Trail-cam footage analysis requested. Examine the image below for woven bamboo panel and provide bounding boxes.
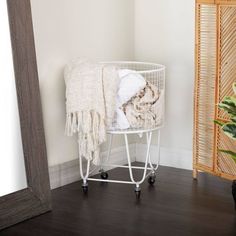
[194,4,217,170]
[216,6,236,176]
[194,1,236,180]
[216,0,236,4]
[217,129,236,175]
[197,0,236,4]
[218,6,236,118]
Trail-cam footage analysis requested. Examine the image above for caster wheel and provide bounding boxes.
[135,190,141,199]
[100,172,108,180]
[148,176,156,185]
[82,184,88,194]
[135,186,141,199]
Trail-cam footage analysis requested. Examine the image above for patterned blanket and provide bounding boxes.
[121,82,163,129]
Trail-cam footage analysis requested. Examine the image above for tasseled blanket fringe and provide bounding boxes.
[65,111,106,165]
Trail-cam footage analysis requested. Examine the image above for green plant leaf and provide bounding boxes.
[219,149,236,162]
[222,123,236,140]
[231,116,236,123]
[218,96,236,116]
[214,120,225,127]
[215,83,236,163]
[233,82,236,95]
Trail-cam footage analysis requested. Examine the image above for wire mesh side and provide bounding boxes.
[103,61,165,131]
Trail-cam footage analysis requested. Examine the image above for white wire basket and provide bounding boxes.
[80,61,166,198]
[102,61,166,134]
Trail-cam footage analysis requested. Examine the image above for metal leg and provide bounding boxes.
[100,134,113,171]
[124,132,152,197]
[106,134,113,163]
[79,153,90,193]
[156,130,161,169]
[99,134,113,180]
[147,130,160,174]
[78,130,159,197]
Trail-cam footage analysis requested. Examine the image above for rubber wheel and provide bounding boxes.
[148,176,156,185]
[82,186,88,194]
[135,190,141,199]
[100,172,109,180]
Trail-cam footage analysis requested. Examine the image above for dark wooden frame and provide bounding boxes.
[0,0,51,230]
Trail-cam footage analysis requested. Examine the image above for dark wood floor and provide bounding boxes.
[1,164,236,236]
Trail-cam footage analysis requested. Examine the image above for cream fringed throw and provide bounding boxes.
[64,59,119,165]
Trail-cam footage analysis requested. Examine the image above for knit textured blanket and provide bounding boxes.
[64,59,119,165]
[121,82,163,129]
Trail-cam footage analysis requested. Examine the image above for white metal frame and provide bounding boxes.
[79,61,165,195]
[101,61,166,74]
[79,128,161,192]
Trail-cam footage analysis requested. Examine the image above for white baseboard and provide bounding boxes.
[136,144,193,170]
[49,144,136,189]
[49,143,192,189]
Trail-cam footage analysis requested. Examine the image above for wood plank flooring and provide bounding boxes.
[1,164,236,236]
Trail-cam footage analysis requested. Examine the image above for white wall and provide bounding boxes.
[30,0,135,166]
[135,0,195,162]
[31,0,195,170]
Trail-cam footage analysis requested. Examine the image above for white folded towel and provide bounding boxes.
[117,69,146,105]
[114,69,146,129]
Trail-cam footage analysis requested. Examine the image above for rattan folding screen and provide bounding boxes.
[194,0,236,180]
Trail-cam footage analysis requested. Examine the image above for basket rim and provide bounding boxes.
[101,61,166,74]
[107,125,164,134]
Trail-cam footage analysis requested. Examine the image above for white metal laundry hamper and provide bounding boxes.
[79,61,165,198]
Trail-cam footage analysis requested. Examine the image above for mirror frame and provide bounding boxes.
[0,0,51,230]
